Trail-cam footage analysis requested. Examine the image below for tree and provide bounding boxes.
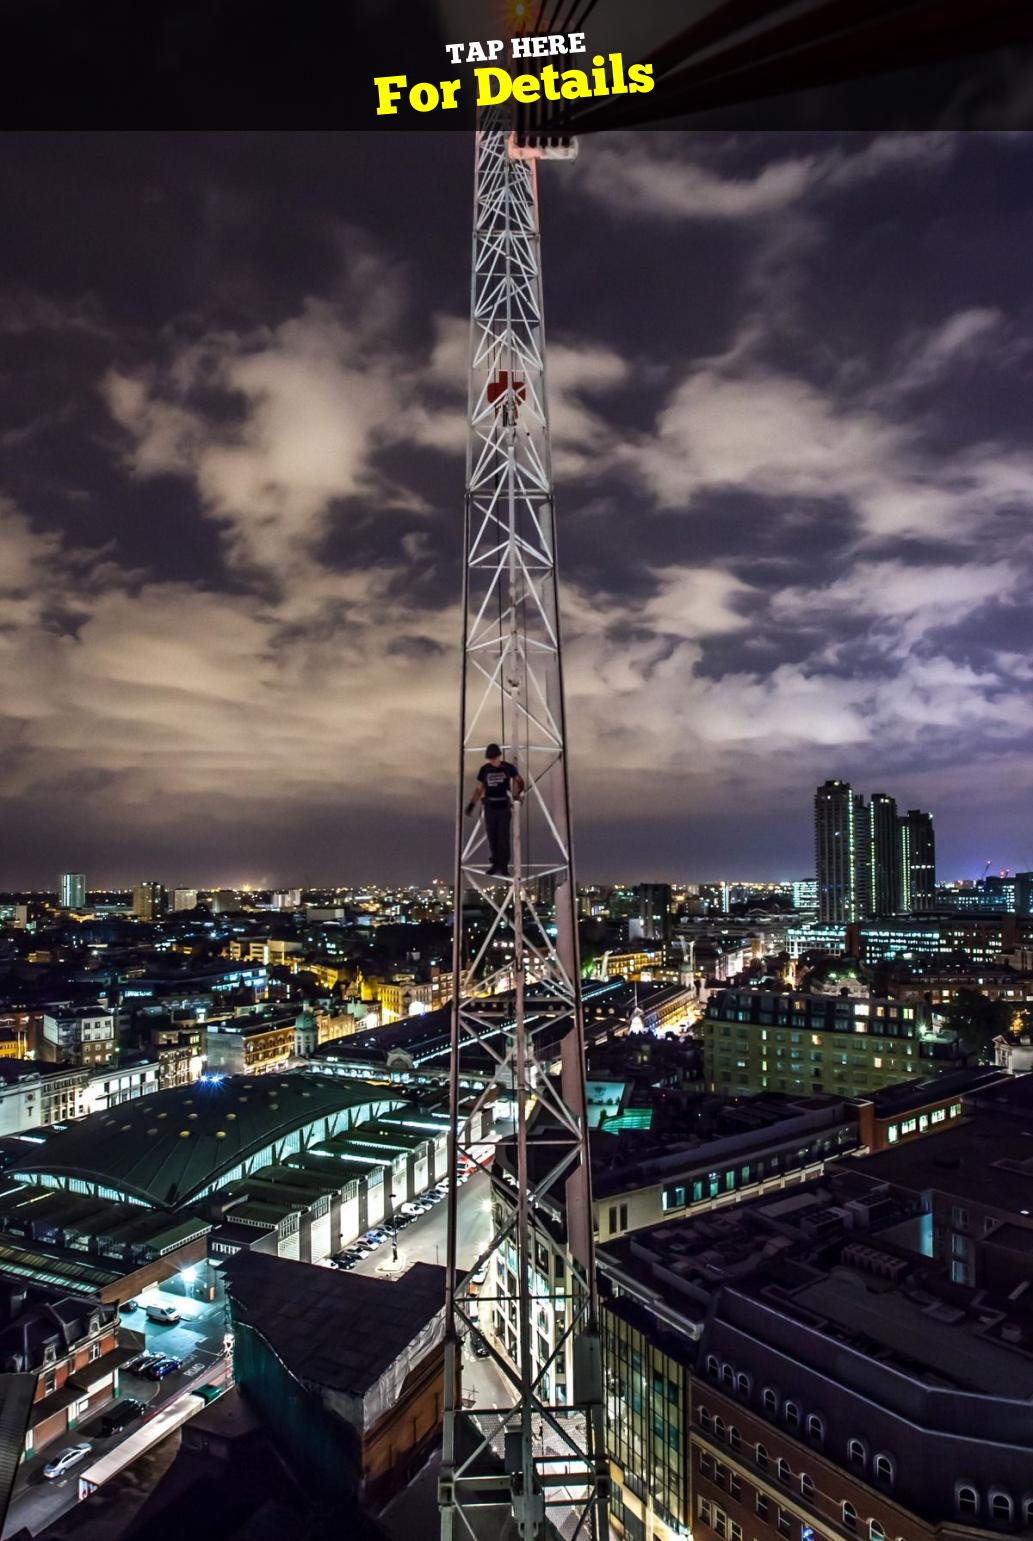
[940,989,1012,1061]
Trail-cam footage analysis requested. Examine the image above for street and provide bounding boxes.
[349,1169,493,1277]
[3,1283,227,1539]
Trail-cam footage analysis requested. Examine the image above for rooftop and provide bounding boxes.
[1,1073,402,1209]
[600,1174,1033,1406]
[845,1079,1033,1216]
[224,1252,446,1397]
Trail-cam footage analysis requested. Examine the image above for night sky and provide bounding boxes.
[2,130,1032,887]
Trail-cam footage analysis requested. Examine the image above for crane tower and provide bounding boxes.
[439,114,607,1541]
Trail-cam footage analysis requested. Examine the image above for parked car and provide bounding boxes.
[43,1443,91,1480]
[362,1230,386,1247]
[142,1356,181,1381]
[331,1255,357,1271]
[119,1299,139,1314]
[399,1200,424,1216]
[145,1304,181,1325]
[471,1332,490,1360]
[123,1351,162,1375]
[98,1399,145,1436]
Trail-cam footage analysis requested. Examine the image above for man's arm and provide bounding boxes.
[465,782,485,816]
[512,772,525,801]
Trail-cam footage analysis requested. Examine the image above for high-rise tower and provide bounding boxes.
[439,118,605,1541]
[815,780,868,923]
[58,872,85,909]
[867,792,900,917]
[899,809,936,912]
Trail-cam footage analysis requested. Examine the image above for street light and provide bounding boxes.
[389,1192,398,1264]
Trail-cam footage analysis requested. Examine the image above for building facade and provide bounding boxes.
[815,781,868,924]
[131,881,167,921]
[899,809,936,913]
[702,990,939,1099]
[41,1008,116,1068]
[0,1279,126,1464]
[866,793,899,918]
[58,873,86,909]
[0,1061,90,1136]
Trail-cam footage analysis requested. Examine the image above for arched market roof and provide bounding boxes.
[9,1072,403,1210]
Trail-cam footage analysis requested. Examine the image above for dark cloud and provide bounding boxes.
[2,130,1033,884]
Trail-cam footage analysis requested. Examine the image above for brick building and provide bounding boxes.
[0,1275,131,1463]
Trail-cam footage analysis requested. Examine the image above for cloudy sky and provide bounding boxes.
[2,130,1032,887]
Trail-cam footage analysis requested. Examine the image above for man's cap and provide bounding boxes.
[485,743,502,758]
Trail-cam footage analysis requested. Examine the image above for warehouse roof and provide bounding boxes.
[3,1073,401,1210]
[224,1252,446,1398]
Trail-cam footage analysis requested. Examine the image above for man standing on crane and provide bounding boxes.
[465,743,524,876]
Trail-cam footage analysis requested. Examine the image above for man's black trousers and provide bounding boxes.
[484,802,511,871]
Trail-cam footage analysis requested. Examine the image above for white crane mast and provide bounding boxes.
[439,113,607,1541]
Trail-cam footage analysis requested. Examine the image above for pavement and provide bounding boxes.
[3,1279,228,1539]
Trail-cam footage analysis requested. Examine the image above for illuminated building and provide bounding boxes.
[206,1014,297,1076]
[131,880,167,921]
[1014,871,1033,916]
[785,922,847,959]
[172,887,198,911]
[898,808,935,912]
[815,780,868,923]
[634,883,672,943]
[58,872,86,909]
[701,989,954,1099]
[41,1008,116,1069]
[867,792,900,916]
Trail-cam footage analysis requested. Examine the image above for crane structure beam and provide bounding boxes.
[439,114,606,1541]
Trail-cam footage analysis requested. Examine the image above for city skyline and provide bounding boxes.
[4,133,1033,882]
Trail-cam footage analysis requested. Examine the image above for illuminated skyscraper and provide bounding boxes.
[58,873,85,909]
[132,881,167,921]
[899,809,936,912]
[636,882,672,942]
[815,780,868,923]
[867,792,900,917]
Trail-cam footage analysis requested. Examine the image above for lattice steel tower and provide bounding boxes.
[439,117,607,1541]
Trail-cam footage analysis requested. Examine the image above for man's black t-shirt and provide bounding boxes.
[477,761,519,806]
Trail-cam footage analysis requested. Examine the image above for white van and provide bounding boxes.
[145,1303,181,1325]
